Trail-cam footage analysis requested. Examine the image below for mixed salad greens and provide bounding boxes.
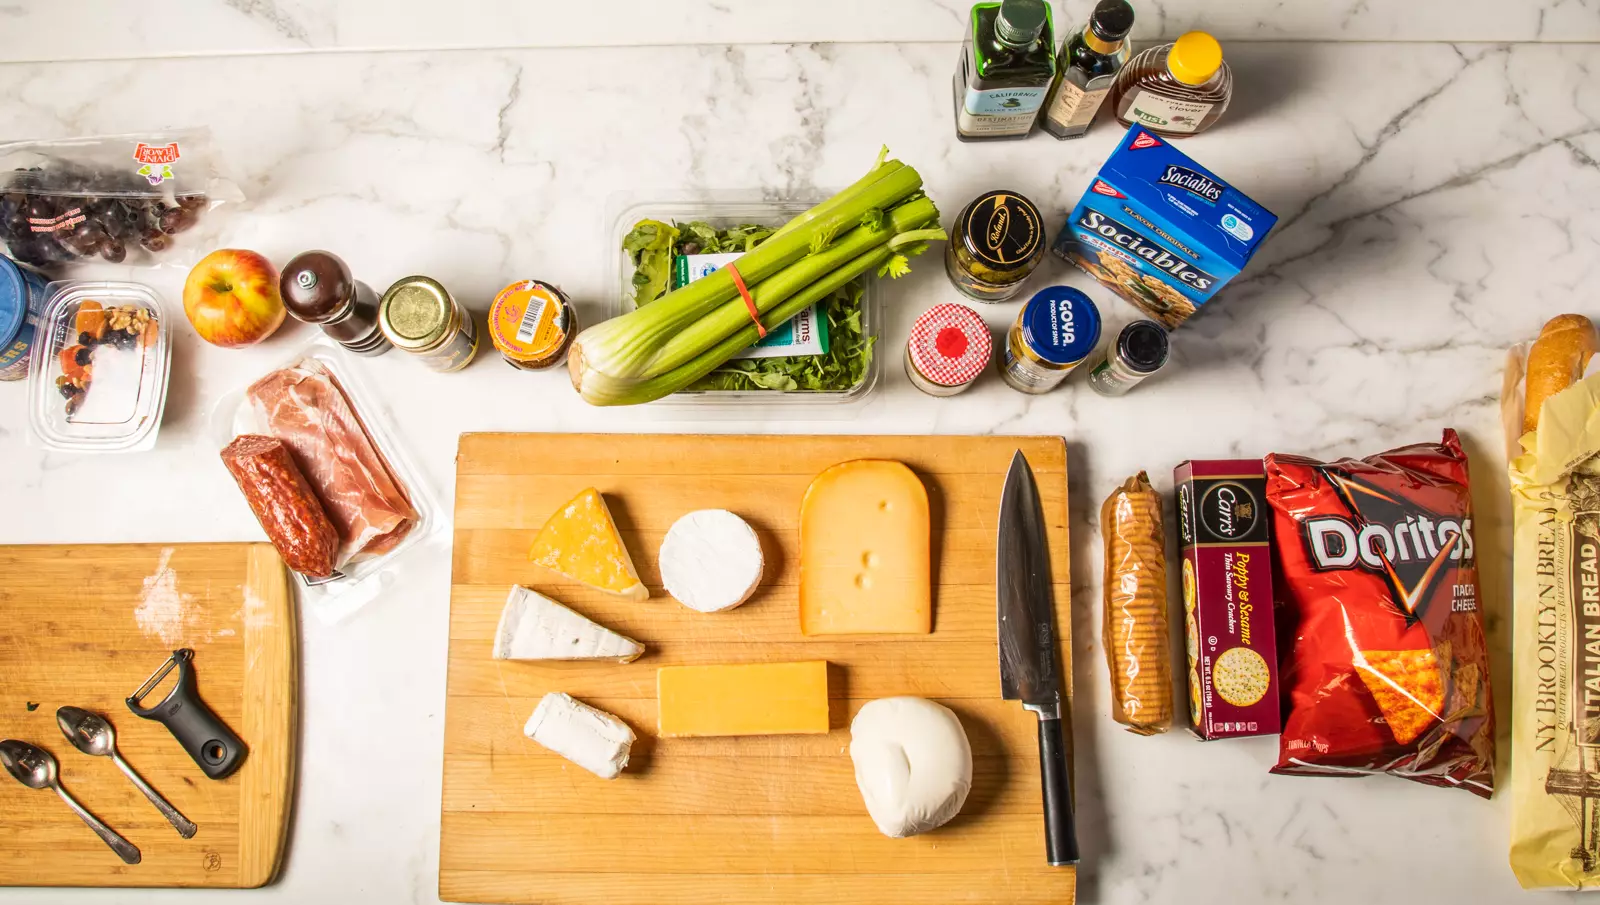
[623,218,875,393]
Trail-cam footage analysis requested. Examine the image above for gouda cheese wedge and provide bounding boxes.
[657,661,830,737]
[529,488,648,600]
[800,460,931,635]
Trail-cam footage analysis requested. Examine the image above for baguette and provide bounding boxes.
[1100,471,1172,735]
[1523,314,1597,434]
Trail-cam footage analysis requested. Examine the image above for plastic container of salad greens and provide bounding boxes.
[604,194,882,408]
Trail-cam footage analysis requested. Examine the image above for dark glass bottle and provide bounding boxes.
[952,0,1056,142]
[279,250,391,356]
[1039,0,1135,140]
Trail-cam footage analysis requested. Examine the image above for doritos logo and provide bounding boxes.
[1090,180,1123,198]
[1130,131,1161,150]
[1300,470,1473,621]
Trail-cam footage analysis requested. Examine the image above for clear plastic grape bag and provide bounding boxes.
[0,128,243,272]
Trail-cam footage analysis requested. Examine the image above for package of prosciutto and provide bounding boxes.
[215,341,445,622]
[1264,429,1494,797]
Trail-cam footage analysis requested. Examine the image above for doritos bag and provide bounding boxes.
[1265,430,1494,797]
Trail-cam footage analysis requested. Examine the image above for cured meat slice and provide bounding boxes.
[247,359,415,565]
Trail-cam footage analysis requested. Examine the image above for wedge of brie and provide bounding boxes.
[493,585,644,662]
[524,692,635,780]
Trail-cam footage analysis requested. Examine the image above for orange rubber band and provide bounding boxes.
[726,263,766,339]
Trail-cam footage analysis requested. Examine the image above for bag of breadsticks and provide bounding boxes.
[1506,314,1600,888]
[1101,472,1172,735]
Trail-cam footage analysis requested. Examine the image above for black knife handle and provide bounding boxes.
[1037,714,1079,866]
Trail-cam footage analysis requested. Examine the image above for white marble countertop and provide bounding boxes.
[2,3,1598,902]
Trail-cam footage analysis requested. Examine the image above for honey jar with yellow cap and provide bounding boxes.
[378,275,480,372]
[487,279,577,371]
[1108,31,1232,137]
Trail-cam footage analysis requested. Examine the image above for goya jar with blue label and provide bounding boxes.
[0,255,49,381]
[1000,285,1101,394]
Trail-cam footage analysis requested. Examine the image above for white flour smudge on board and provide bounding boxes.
[135,547,195,645]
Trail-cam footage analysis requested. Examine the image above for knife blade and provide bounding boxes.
[997,449,1079,867]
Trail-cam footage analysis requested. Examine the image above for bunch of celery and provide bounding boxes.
[569,148,945,406]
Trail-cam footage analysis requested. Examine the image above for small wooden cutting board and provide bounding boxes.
[0,543,296,888]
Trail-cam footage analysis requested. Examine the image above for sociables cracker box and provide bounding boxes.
[1175,459,1281,740]
[1052,126,1276,329]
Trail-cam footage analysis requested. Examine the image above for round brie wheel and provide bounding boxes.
[849,697,973,838]
[659,509,764,613]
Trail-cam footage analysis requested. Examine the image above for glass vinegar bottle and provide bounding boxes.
[1108,31,1232,137]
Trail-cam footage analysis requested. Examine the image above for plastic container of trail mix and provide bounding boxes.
[27,280,171,452]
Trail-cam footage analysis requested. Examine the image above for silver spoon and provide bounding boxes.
[57,706,197,839]
[0,739,141,864]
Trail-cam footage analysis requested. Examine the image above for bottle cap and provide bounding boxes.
[1167,31,1223,86]
[1088,0,1136,42]
[1117,319,1170,373]
[957,190,1044,272]
[1019,286,1101,367]
[996,0,1049,46]
[908,303,992,387]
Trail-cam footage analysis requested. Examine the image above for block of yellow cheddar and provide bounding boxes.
[528,488,648,601]
[657,661,830,737]
[799,460,930,635]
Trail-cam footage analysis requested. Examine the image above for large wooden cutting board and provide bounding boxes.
[442,434,1073,905]
[0,543,296,888]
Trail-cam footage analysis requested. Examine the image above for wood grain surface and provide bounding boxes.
[0,543,296,888]
[441,433,1073,905]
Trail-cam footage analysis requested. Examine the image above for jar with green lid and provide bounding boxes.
[944,190,1046,302]
[378,275,479,372]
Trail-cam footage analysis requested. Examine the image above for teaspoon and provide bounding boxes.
[58,706,197,839]
[0,739,141,864]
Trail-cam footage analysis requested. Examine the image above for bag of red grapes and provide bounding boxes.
[0,128,242,272]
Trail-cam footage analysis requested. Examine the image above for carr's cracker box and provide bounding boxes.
[1053,126,1276,329]
[1175,459,1281,740]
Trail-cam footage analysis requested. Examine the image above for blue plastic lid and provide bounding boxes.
[0,256,24,348]
[1020,286,1101,366]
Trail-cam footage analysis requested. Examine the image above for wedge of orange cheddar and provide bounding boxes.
[528,488,648,601]
[799,460,931,635]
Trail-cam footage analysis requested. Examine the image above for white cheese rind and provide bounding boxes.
[523,692,635,780]
[493,585,644,662]
[849,696,973,838]
[659,509,764,613]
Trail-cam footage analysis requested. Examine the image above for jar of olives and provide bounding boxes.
[944,190,1046,302]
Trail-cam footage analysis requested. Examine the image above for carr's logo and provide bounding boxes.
[1200,481,1258,540]
[133,142,181,185]
[1130,131,1161,150]
[1159,166,1224,203]
[1090,180,1123,198]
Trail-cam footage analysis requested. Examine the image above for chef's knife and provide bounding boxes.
[997,449,1078,867]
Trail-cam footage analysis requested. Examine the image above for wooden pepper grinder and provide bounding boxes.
[279,250,391,356]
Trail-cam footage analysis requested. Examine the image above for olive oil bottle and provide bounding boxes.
[953,0,1056,141]
[1039,0,1135,140]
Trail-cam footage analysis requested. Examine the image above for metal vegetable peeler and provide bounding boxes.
[126,649,247,780]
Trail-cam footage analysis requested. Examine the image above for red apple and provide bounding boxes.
[183,249,286,347]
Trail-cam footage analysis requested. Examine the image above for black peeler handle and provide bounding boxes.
[126,649,247,780]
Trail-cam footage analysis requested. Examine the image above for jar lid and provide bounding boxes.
[0,257,26,347]
[1168,31,1223,86]
[1117,319,1170,373]
[489,280,574,364]
[996,0,1048,46]
[957,191,1044,271]
[1088,0,1135,41]
[1019,286,1102,366]
[908,303,992,387]
[379,276,455,350]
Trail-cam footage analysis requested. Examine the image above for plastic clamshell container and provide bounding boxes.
[605,195,882,408]
[27,280,171,452]
[211,340,447,623]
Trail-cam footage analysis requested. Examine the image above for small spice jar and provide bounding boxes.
[904,303,993,397]
[378,276,479,372]
[488,280,578,371]
[1000,286,1101,394]
[1086,319,1169,396]
[945,190,1046,302]
[279,250,391,357]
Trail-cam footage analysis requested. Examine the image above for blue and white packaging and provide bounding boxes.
[1052,126,1276,329]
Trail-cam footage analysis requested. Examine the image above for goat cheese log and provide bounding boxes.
[1100,471,1173,735]
[221,434,340,577]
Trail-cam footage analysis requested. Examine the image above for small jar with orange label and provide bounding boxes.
[487,280,578,371]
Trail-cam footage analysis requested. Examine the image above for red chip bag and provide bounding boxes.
[1265,429,1494,797]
